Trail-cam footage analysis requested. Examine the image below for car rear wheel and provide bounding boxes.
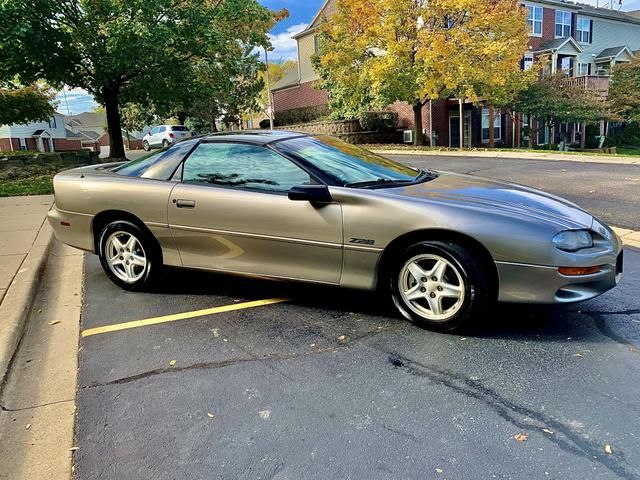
[162,139,170,148]
[143,140,150,151]
[388,240,492,332]
[98,221,159,291]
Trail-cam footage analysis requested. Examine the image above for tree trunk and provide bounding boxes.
[580,122,586,149]
[459,99,464,149]
[176,111,187,125]
[102,87,126,160]
[210,117,218,133]
[413,101,424,146]
[489,105,495,149]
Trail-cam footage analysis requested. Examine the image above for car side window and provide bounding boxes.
[182,142,312,193]
[150,127,159,135]
[158,126,166,133]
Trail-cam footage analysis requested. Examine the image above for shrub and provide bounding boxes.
[259,119,271,129]
[606,122,640,147]
[358,111,399,132]
[274,105,330,126]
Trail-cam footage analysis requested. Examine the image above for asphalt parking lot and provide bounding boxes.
[73,154,640,480]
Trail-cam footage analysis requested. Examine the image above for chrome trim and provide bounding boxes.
[495,260,557,270]
[169,224,343,249]
[56,207,94,217]
[344,244,384,253]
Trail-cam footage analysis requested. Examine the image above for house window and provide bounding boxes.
[527,5,543,36]
[576,17,591,43]
[19,138,27,151]
[482,109,501,142]
[555,10,572,38]
[523,52,534,71]
[577,62,590,76]
[48,116,57,129]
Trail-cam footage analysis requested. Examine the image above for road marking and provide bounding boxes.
[80,298,289,338]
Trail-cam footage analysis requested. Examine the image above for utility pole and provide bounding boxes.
[264,48,274,130]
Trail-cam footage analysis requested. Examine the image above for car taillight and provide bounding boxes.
[169,132,175,138]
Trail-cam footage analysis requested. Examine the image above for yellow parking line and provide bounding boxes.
[80,298,289,338]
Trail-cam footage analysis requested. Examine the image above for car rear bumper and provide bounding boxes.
[496,251,623,304]
[47,206,95,253]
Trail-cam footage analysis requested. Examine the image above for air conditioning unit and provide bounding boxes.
[403,130,414,144]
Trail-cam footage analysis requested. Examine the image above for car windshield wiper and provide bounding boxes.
[414,169,438,182]
[345,178,415,189]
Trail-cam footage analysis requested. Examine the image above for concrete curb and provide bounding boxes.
[371,148,640,165]
[613,227,640,250]
[0,220,54,389]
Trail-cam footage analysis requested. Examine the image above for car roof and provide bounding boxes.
[201,130,309,146]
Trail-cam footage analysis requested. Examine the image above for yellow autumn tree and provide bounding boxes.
[315,0,530,146]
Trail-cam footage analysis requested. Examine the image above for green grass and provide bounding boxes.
[0,176,53,197]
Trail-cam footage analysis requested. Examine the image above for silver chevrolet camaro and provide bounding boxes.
[48,131,623,331]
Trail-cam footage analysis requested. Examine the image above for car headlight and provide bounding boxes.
[552,230,594,252]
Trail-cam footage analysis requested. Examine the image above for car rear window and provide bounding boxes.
[171,126,189,132]
[112,139,197,179]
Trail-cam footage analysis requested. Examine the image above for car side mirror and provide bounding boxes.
[288,185,333,204]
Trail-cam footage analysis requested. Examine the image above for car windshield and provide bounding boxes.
[274,135,421,187]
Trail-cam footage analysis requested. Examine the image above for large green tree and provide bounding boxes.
[0,0,279,159]
[0,83,54,126]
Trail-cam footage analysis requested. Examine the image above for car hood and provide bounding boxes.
[383,171,593,230]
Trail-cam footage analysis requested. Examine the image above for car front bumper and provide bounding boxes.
[496,250,623,304]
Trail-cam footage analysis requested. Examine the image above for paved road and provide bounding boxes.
[73,156,640,480]
[389,154,640,231]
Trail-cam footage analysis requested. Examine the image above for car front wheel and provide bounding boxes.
[143,140,150,151]
[388,240,493,332]
[98,221,159,291]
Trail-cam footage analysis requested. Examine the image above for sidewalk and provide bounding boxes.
[0,195,54,386]
[370,147,640,165]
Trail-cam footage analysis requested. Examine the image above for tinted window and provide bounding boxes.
[274,136,418,186]
[158,126,166,133]
[171,126,189,132]
[113,139,197,179]
[183,143,311,193]
[150,127,159,134]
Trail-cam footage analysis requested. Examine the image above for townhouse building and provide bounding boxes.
[0,112,83,152]
[272,0,640,147]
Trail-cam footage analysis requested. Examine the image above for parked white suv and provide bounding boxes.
[143,125,192,150]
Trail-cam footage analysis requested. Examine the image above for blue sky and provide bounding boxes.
[56,0,639,115]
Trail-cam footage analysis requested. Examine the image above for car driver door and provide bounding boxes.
[168,141,344,284]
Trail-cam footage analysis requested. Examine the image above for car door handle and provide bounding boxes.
[174,199,196,209]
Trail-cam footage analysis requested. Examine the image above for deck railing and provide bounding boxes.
[563,75,610,95]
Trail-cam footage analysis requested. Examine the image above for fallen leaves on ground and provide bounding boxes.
[514,433,528,442]
[542,428,554,435]
[259,410,271,420]
[25,423,31,430]
[168,359,177,367]
[207,413,215,418]
[69,446,79,451]
[48,320,60,325]
[604,444,613,454]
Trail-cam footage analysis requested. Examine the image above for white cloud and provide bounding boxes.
[267,23,307,62]
[54,87,98,115]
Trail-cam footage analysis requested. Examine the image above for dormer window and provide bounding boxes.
[555,10,572,38]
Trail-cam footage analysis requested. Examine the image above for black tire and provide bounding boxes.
[162,139,170,148]
[98,220,160,291]
[387,240,493,332]
[143,140,150,151]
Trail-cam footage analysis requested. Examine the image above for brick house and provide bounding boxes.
[272,0,640,147]
[0,112,84,152]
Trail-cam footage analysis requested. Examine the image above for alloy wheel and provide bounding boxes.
[398,253,465,322]
[104,231,147,283]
